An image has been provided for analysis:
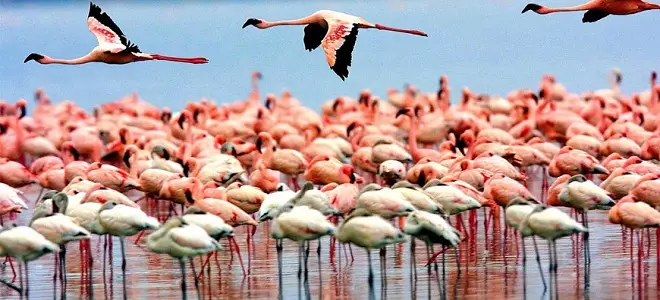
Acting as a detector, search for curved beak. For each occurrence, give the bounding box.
[24,53,44,63]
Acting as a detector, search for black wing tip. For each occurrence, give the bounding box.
[24,53,44,63]
[521,3,542,14]
[582,10,609,23]
[88,2,101,17]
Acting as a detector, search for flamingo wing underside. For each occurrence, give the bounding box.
[87,2,141,53]
[582,10,610,23]
[303,23,327,51]
[321,21,359,81]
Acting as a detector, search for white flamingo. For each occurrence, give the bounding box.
[0,225,59,297]
[391,181,444,214]
[559,174,614,271]
[519,205,587,299]
[29,193,91,296]
[24,2,208,65]
[403,210,461,297]
[271,204,336,299]
[289,182,340,216]
[92,201,159,299]
[181,206,234,279]
[257,184,296,222]
[335,208,407,299]
[148,217,221,300]
[504,197,547,290]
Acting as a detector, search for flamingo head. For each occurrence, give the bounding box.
[395,108,412,119]
[24,53,45,64]
[184,188,196,205]
[242,18,265,29]
[339,164,356,183]
[160,107,172,123]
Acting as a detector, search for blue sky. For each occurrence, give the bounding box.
[0,1,657,111]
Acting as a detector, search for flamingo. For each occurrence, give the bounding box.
[391,181,443,214]
[289,182,341,216]
[147,217,222,300]
[521,0,660,23]
[257,184,296,222]
[0,226,59,297]
[24,2,208,65]
[242,10,427,80]
[271,204,336,299]
[403,210,461,298]
[519,205,587,300]
[29,193,91,297]
[504,198,547,290]
[335,208,407,299]
[181,206,234,278]
[91,201,159,299]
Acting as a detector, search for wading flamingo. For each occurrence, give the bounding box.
[519,205,587,300]
[335,208,407,300]
[403,210,461,298]
[242,10,427,80]
[504,198,547,290]
[0,226,59,297]
[271,204,336,299]
[92,201,159,299]
[522,0,660,23]
[148,217,222,300]
[24,2,208,65]
[29,193,91,298]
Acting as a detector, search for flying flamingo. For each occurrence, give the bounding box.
[522,0,660,23]
[24,3,208,65]
[242,10,427,80]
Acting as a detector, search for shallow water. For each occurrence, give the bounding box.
[0,172,657,300]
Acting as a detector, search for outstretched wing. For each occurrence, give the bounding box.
[87,2,140,53]
[321,20,359,81]
[582,10,610,23]
[303,23,327,51]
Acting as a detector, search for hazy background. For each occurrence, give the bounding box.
[0,0,657,111]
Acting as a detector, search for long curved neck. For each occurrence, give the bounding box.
[42,54,94,65]
[543,2,598,13]
[407,116,420,156]
[263,16,315,28]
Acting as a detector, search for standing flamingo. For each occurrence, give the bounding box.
[0,226,59,297]
[147,217,222,300]
[92,201,159,300]
[335,208,407,300]
[403,210,461,299]
[522,0,660,23]
[24,2,208,65]
[519,205,587,300]
[242,10,427,80]
[271,204,336,299]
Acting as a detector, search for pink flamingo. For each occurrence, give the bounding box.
[24,3,208,65]
[522,0,660,23]
[242,10,427,80]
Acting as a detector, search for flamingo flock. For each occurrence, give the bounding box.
[4,1,660,299]
[0,68,659,299]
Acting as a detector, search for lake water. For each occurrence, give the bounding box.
[0,171,657,300]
